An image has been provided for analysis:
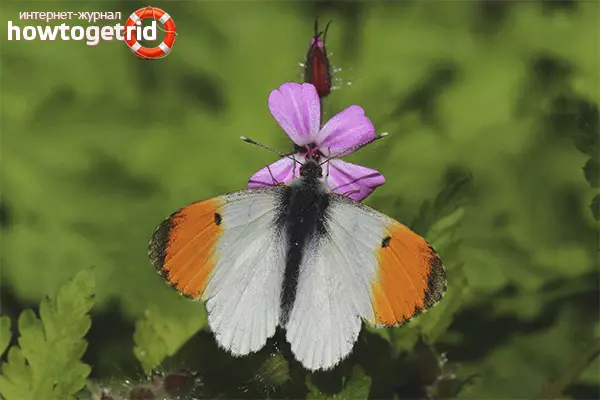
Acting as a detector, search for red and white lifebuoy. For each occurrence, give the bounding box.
[125,7,176,59]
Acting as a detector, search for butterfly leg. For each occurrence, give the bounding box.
[330,171,383,194]
[292,154,298,179]
[341,189,361,197]
[266,164,279,186]
[324,147,331,186]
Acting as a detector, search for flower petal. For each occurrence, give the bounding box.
[268,82,321,146]
[247,156,305,188]
[313,105,375,154]
[325,159,385,201]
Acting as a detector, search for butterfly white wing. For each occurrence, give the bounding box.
[284,194,446,371]
[149,187,287,356]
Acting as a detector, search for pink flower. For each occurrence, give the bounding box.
[248,82,385,201]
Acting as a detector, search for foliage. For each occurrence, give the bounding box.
[0,0,598,399]
[307,366,372,400]
[0,269,95,400]
[133,302,207,373]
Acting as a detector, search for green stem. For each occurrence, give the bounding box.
[538,337,600,400]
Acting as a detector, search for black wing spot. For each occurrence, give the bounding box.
[214,212,222,225]
[381,236,391,248]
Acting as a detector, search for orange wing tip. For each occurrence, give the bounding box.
[148,198,225,299]
[372,223,447,327]
[148,212,197,299]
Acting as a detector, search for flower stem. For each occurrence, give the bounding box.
[538,336,600,400]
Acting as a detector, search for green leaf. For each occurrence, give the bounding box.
[255,353,290,389]
[410,168,473,237]
[0,268,95,400]
[337,366,372,400]
[307,366,372,400]
[426,207,465,253]
[133,301,207,373]
[0,348,31,400]
[0,316,12,357]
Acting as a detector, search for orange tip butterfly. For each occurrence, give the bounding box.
[148,139,447,372]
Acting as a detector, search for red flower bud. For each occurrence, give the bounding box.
[304,19,332,98]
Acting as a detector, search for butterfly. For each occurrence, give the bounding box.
[148,140,447,372]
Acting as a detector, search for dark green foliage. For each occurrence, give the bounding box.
[1,1,598,399]
[307,366,372,399]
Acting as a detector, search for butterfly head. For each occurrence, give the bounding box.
[299,159,323,180]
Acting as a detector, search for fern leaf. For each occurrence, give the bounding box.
[0,268,95,400]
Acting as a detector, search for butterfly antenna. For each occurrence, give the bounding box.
[240,136,304,166]
[318,132,388,166]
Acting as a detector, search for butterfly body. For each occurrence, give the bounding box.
[149,160,446,371]
[280,162,329,325]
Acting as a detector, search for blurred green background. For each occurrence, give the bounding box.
[1,0,598,398]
